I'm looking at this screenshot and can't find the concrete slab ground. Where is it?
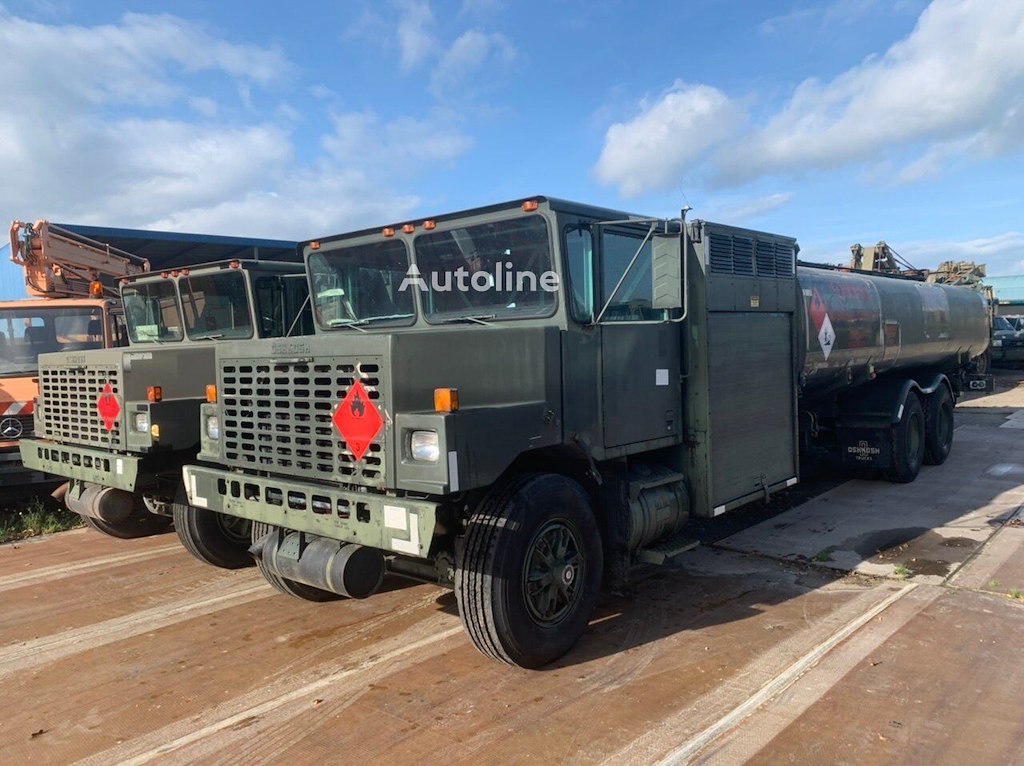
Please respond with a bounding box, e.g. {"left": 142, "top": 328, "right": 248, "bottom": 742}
{"left": 0, "top": 372, "right": 1022, "bottom": 765}
{"left": 717, "top": 423, "right": 1024, "bottom": 584}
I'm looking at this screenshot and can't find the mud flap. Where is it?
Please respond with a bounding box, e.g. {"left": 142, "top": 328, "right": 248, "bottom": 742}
{"left": 837, "top": 426, "right": 891, "bottom": 469}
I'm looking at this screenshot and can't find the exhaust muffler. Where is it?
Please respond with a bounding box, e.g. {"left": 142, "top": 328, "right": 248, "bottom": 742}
{"left": 251, "top": 531, "right": 384, "bottom": 599}
{"left": 64, "top": 483, "right": 134, "bottom": 523}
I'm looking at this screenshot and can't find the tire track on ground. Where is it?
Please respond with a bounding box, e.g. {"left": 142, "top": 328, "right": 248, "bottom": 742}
{"left": 0, "top": 544, "right": 180, "bottom": 593}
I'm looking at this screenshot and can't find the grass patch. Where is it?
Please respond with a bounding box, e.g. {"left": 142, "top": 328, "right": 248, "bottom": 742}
{"left": 0, "top": 499, "right": 82, "bottom": 544}
{"left": 812, "top": 547, "right": 836, "bottom": 563}
{"left": 1010, "top": 588, "right": 1024, "bottom": 602}
{"left": 893, "top": 563, "right": 912, "bottom": 578}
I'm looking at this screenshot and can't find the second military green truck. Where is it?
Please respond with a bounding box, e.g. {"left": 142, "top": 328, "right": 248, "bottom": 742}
{"left": 183, "top": 197, "right": 990, "bottom": 666}
{"left": 21, "top": 259, "right": 312, "bottom": 567}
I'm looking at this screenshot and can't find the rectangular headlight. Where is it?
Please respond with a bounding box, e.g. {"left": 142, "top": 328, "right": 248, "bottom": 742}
{"left": 410, "top": 430, "right": 439, "bottom": 462}
{"left": 133, "top": 412, "right": 150, "bottom": 433}
{"left": 206, "top": 415, "right": 220, "bottom": 440}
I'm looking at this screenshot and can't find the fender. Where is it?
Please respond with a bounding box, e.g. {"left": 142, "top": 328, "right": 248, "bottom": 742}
{"left": 837, "top": 372, "right": 952, "bottom": 425}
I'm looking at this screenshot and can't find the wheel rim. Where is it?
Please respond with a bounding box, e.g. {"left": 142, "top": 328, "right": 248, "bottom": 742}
{"left": 216, "top": 513, "right": 251, "bottom": 546}
{"left": 523, "top": 519, "right": 585, "bottom": 627}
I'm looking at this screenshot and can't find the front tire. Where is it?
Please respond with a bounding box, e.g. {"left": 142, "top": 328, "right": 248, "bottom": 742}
{"left": 924, "top": 385, "right": 954, "bottom": 466}
{"left": 886, "top": 392, "right": 926, "bottom": 483}
{"left": 173, "top": 489, "right": 253, "bottom": 569}
{"left": 455, "top": 473, "right": 603, "bottom": 669}
{"left": 250, "top": 521, "right": 341, "bottom": 602}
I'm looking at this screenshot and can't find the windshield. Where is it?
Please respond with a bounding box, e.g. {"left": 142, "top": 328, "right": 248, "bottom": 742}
{"left": 994, "top": 316, "right": 1014, "bottom": 332}
{"left": 180, "top": 271, "right": 253, "bottom": 340}
{"left": 123, "top": 281, "right": 183, "bottom": 343}
{"left": 0, "top": 307, "right": 104, "bottom": 377}
{"left": 415, "top": 216, "right": 556, "bottom": 322}
{"left": 307, "top": 239, "right": 415, "bottom": 328}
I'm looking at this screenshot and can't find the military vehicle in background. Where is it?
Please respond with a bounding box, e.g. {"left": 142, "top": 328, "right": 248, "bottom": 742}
{"left": 20, "top": 258, "right": 313, "bottom": 567}
{"left": 183, "top": 197, "right": 990, "bottom": 667}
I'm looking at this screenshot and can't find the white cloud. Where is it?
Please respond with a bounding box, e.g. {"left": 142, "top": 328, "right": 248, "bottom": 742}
{"left": 721, "top": 0, "right": 1024, "bottom": 183}
{"left": 898, "top": 232, "right": 1024, "bottom": 276}
{"left": 0, "top": 11, "right": 468, "bottom": 240}
{"left": 597, "top": 0, "right": 1024, "bottom": 194}
{"left": 706, "top": 192, "right": 794, "bottom": 223}
{"left": 395, "top": 0, "right": 438, "bottom": 71}
{"left": 593, "top": 81, "right": 743, "bottom": 197}
{"left": 321, "top": 111, "right": 472, "bottom": 174}
{"left": 429, "top": 30, "right": 516, "bottom": 99}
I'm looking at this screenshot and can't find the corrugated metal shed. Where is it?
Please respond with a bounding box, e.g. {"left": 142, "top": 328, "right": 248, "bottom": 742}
{"left": 983, "top": 275, "right": 1024, "bottom": 307}
{"left": 54, "top": 223, "right": 299, "bottom": 269}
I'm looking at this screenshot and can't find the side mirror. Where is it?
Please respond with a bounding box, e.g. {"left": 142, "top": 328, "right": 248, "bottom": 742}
{"left": 651, "top": 234, "right": 683, "bottom": 310}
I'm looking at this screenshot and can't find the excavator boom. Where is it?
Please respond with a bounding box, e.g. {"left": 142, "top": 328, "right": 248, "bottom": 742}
{"left": 10, "top": 220, "right": 150, "bottom": 298}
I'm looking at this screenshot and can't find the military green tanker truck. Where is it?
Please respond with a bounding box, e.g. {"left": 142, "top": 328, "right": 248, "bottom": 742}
{"left": 183, "top": 197, "right": 990, "bottom": 666}
{"left": 21, "top": 259, "right": 312, "bottom": 568}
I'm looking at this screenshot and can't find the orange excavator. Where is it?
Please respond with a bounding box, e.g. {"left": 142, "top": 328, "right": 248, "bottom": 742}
{"left": 1, "top": 221, "right": 149, "bottom": 485}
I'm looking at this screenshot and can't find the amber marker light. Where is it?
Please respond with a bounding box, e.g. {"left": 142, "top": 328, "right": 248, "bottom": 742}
{"left": 147, "top": 386, "right": 163, "bottom": 402}
{"left": 89, "top": 280, "right": 104, "bottom": 297}
{"left": 309, "top": 241, "right": 321, "bottom": 250}
{"left": 423, "top": 220, "right": 437, "bottom": 230}
{"left": 434, "top": 387, "right": 459, "bottom": 413}
{"left": 521, "top": 200, "right": 539, "bottom": 212}
{"left": 382, "top": 227, "right": 396, "bottom": 238}
{"left": 402, "top": 224, "right": 415, "bottom": 234}
{"left": 229, "top": 260, "right": 241, "bottom": 269}
{"left": 206, "top": 384, "right": 218, "bottom": 403}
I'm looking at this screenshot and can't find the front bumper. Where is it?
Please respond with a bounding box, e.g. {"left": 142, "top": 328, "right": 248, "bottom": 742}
{"left": 183, "top": 464, "right": 440, "bottom": 558}
{"left": 18, "top": 438, "right": 142, "bottom": 491}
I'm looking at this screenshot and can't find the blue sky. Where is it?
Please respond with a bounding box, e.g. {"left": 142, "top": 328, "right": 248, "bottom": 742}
{"left": 0, "top": 0, "right": 1022, "bottom": 273}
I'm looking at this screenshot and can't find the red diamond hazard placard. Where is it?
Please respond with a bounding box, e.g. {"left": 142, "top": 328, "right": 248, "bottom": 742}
{"left": 97, "top": 382, "right": 121, "bottom": 432}
{"left": 333, "top": 380, "right": 383, "bottom": 461}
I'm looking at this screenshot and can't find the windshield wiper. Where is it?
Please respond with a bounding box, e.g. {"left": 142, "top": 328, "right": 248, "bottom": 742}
{"left": 326, "top": 318, "right": 369, "bottom": 332}
{"left": 190, "top": 332, "right": 225, "bottom": 340}
{"left": 441, "top": 314, "right": 497, "bottom": 326}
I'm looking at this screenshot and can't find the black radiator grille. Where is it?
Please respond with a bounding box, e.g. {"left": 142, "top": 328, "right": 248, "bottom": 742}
{"left": 39, "top": 365, "right": 124, "bottom": 448}
{"left": 220, "top": 357, "right": 386, "bottom": 487}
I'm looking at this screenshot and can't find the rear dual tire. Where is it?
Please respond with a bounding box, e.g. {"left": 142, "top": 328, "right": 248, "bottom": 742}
{"left": 886, "top": 392, "right": 926, "bottom": 483}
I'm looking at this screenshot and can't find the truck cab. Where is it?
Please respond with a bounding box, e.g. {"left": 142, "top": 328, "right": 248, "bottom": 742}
{"left": 21, "top": 260, "right": 312, "bottom": 562}
{"left": 0, "top": 297, "right": 124, "bottom": 484}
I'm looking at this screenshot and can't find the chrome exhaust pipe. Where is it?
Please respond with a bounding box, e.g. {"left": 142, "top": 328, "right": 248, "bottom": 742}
{"left": 253, "top": 531, "right": 385, "bottom": 599}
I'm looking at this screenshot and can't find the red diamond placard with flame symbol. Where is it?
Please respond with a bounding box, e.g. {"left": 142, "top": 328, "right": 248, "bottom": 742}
{"left": 97, "top": 382, "right": 121, "bottom": 432}
{"left": 332, "top": 380, "right": 382, "bottom": 461}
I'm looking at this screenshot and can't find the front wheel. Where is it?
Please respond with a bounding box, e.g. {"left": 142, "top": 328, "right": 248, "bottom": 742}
{"left": 924, "top": 385, "right": 954, "bottom": 466}
{"left": 173, "top": 490, "right": 253, "bottom": 569}
{"left": 455, "top": 473, "right": 603, "bottom": 668}
{"left": 886, "top": 392, "right": 926, "bottom": 483}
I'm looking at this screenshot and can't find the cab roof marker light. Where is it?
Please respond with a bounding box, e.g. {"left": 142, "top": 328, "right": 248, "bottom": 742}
{"left": 402, "top": 224, "right": 415, "bottom": 234}
{"left": 522, "top": 200, "right": 539, "bottom": 212}
{"left": 309, "top": 241, "right": 321, "bottom": 250}
{"left": 229, "top": 260, "right": 241, "bottom": 269}
{"left": 382, "top": 227, "right": 396, "bottom": 238}
{"left": 423, "top": 220, "right": 437, "bottom": 230}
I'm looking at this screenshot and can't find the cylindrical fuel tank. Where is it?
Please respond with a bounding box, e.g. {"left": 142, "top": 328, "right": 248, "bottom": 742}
{"left": 797, "top": 266, "right": 989, "bottom": 396}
